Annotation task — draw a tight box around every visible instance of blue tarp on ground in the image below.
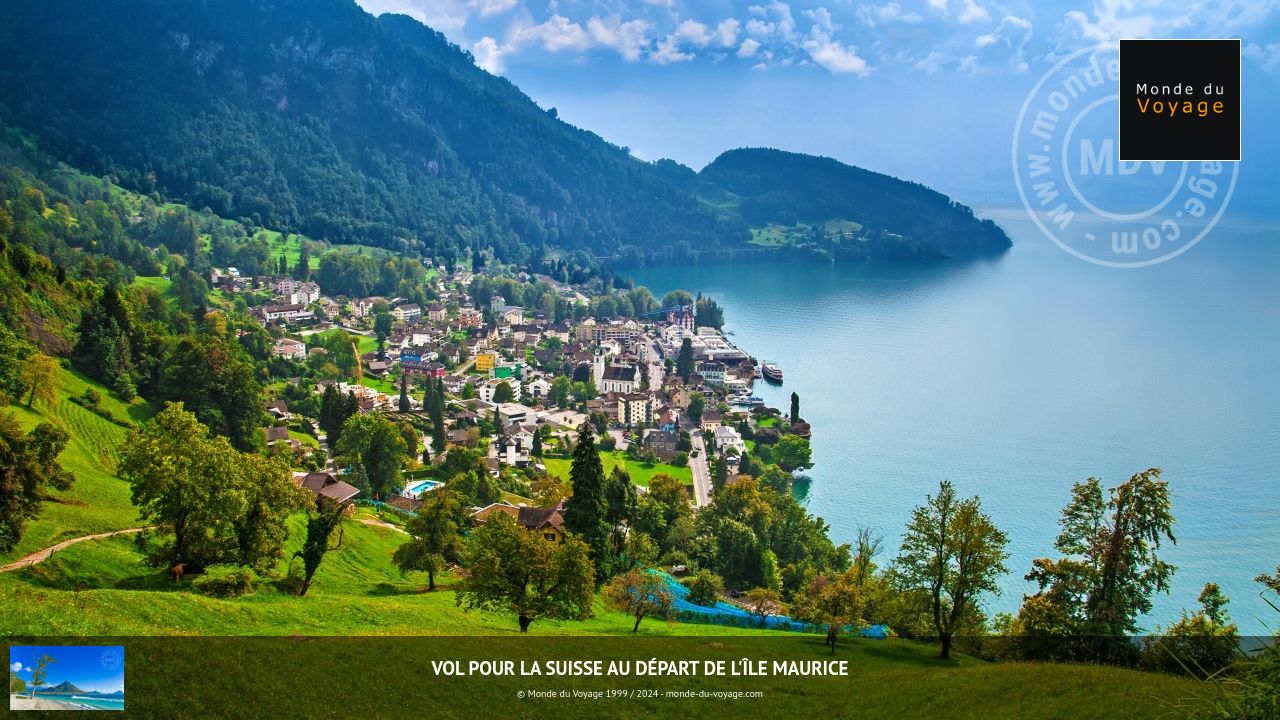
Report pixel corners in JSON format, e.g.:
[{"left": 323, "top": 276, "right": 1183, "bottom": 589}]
[{"left": 655, "top": 570, "right": 889, "bottom": 637}]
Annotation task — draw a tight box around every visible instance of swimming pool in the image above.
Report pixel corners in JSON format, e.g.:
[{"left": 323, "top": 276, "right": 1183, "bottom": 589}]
[{"left": 403, "top": 479, "right": 442, "bottom": 498}]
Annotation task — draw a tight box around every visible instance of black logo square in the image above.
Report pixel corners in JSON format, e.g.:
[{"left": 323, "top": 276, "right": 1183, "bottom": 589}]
[{"left": 1119, "top": 39, "right": 1240, "bottom": 161}]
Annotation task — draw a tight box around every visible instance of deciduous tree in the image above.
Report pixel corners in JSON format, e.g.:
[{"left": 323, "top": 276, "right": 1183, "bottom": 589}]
[
  {"left": 605, "top": 568, "right": 675, "bottom": 632},
  {"left": 456, "top": 513, "right": 595, "bottom": 632},
  {"left": 893, "top": 480, "right": 1009, "bottom": 659}
]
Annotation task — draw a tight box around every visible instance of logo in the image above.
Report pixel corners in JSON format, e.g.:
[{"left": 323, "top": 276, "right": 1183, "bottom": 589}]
[
  {"left": 1012, "top": 44, "right": 1238, "bottom": 268},
  {"left": 99, "top": 647, "right": 122, "bottom": 671}
]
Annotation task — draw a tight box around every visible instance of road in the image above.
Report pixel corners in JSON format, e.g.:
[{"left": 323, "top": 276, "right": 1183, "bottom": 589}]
[
  {"left": 0, "top": 527, "right": 150, "bottom": 574},
  {"left": 689, "top": 431, "right": 712, "bottom": 507}
]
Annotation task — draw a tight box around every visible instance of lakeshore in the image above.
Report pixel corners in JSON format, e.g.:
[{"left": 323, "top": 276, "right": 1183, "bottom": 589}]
[{"left": 10, "top": 694, "right": 96, "bottom": 711}]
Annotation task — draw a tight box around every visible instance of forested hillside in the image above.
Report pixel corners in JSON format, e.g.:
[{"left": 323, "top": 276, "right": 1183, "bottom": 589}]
[
  {"left": 701, "top": 148, "right": 1012, "bottom": 260},
  {"left": 0, "top": 0, "right": 1008, "bottom": 266}
]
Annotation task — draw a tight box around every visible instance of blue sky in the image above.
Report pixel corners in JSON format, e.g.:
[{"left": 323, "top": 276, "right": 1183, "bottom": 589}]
[
  {"left": 354, "top": 0, "right": 1280, "bottom": 212},
  {"left": 10, "top": 646, "right": 125, "bottom": 694}
]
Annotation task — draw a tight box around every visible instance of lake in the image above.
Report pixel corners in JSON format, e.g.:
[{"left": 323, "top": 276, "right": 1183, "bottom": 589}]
[{"left": 625, "top": 212, "right": 1280, "bottom": 635}]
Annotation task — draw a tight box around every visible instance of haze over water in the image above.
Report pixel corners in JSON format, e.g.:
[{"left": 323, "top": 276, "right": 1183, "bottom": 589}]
[{"left": 627, "top": 213, "right": 1280, "bottom": 635}]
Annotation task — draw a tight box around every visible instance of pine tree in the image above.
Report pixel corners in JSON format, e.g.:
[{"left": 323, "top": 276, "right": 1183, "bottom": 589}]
[
  {"left": 790, "top": 392, "right": 800, "bottom": 425},
  {"left": 676, "top": 338, "right": 694, "bottom": 381},
  {"left": 294, "top": 241, "right": 311, "bottom": 281},
  {"left": 564, "top": 423, "right": 611, "bottom": 582},
  {"left": 398, "top": 374, "right": 411, "bottom": 412}
]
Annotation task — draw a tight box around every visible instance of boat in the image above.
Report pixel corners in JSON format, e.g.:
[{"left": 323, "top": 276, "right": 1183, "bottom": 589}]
[
  {"left": 761, "top": 362, "right": 783, "bottom": 383},
  {"left": 729, "top": 394, "right": 765, "bottom": 407}
]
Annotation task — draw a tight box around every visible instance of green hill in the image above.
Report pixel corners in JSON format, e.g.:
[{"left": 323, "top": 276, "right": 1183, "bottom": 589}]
[{"left": 0, "top": 0, "right": 1008, "bottom": 266}]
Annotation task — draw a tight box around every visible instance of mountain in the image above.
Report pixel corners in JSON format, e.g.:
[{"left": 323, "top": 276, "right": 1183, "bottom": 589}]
[
  {"left": 0, "top": 0, "right": 1008, "bottom": 265},
  {"left": 40, "top": 681, "right": 87, "bottom": 695},
  {"left": 700, "top": 148, "right": 1012, "bottom": 260}
]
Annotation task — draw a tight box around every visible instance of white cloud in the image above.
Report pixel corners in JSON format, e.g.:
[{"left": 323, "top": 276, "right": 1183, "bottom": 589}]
[
  {"left": 509, "top": 14, "right": 592, "bottom": 52},
  {"left": 927, "top": 0, "right": 948, "bottom": 11},
  {"left": 712, "top": 19, "right": 741, "bottom": 47},
  {"left": 674, "top": 19, "right": 712, "bottom": 47},
  {"left": 468, "top": 0, "right": 516, "bottom": 18},
  {"left": 802, "top": 27, "right": 869, "bottom": 75},
  {"left": 472, "top": 36, "right": 505, "bottom": 72},
  {"left": 1244, "top": 42, "right": 1280, "bottom": 75},
  {"left": 587, "top": 16, "right": 652, "bottom": 62},
  {"left": 856, "top": 2, "right": 923, "bottom": 27},
  {"left": 10, "top": 662, "right": 22, "bottom": 672},
  {"left": 738, "top": 37, "right": 762, "bottom": 57},
  {"left": 804, "top": 7, "right": 835, "bottom": 31},
  {"left": 652, "top": 35, "right": 695, "bottom": 64},
  {"left": 971, "top": 15, "right": 1032, "bottom": 72},
  {"left": 957, "top": 0, "right": 990, "bottom": 24}
]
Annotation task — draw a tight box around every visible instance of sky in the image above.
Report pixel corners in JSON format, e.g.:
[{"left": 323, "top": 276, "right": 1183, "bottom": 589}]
[
  {"left": 353, "top": 0, "right": 1280, "bottom": 213},
  {"left": 10, "top": 646, "right": 126, "bottom": 694}
]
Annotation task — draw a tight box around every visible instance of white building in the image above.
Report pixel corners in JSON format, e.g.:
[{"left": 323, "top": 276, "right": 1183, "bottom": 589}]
[{"left": 713, "top": 425, "right": 746, "bottom": 455}]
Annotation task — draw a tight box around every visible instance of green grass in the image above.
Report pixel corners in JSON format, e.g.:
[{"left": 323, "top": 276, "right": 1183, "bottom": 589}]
[
  {"left": 0, "top": 367, "right": 150, "bottom": 563},
  {"left": 287, "top": 429, "right": 320, "bottom": 448},
  {"left": 0, "top": 522, "right": 1200, "bottom": 718},
  {"left": 543, "top": 451, "right": 692, "bottom": 487},
  {"left": 757, "top": 416, "right": 778, "bottom": 428},
  {"left": 0, "top": 516, "right": 765, "bottom": 636},
  {"left": 749, "top": 219, "right": 864, "bottom": 247}
]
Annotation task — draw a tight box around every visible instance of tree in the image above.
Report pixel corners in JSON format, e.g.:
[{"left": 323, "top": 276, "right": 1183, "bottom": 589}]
[
  {"left": 1141, "top": 582, "right": 1239, "bottom": 677},
  {"left": 293, "top": 240, "right": 311, "bottom": 280},
  {"left": 393, "top": 488, "right": 465, "bottom": 590},
  {"left": 336, "top": 413, "right": 408, "bottom": 500},
  {"left": 531, "top": 426, "right": 543, "bottom": 458},
  {"left": 319, "top": 386, "right": 356, "bottom": 448},
  {"left": 687, "top": 393, "right": 705, "bottom": 423},
  {"left": 743, "top": 587, "right": 785, "bottom": 625},
  {"left": 492, "top": 381, "right": 515, "bottom": 404},
  {"left": 0, "top": 414, "right": 73, "bottom": 552},
  {"left": 676, "top": 338, "right": 694, "bottom": 381},
  {"left": 456, "top": 513, "right": 595, "bottom": 632},
  {"left": 293, "top": 495, "right": 347, "bottom": 596},
  {"left": 120, "top": 403, "right": 305, "bottom": 570},
  {"left": 790, "top": 570, "right": 868, "bottom": 650},
  {"left": 563, "top": 423, "right": 611, "bottom": 581},
  {"left": 893, "top": 480, "right": 1009, "bottom": 659},
  {"left": 1011, "top": 469, "right": 1176, "bottom": 663},
  {"left": 29, "top": 653, "right": 54, "bottom": 700},
  {"left": 772, "top": 434, "right": 813, "bottom": 473},
  {"left": 603, "top": 466, "right": 637, "bottom": 554},
  {"left": 789, "top": 392, "right": 800, "bottom": 425},
  {"left": 19, "top": 353, "right": 58, "bottom": 408},
  {"left": 398, "top": 374, "right": 411, "bottom": 412},
  {"left": 605, "top": 568, "right": 676, "bottom": 632},
  {"left": 10, "top": 671, "right": 24, "bottom": 694},
  {"left": 684, "top": 569, "right": 724, "bottom": 607},
  {"left": 551, "top": 376, "right": 572, "bottom": 407}
]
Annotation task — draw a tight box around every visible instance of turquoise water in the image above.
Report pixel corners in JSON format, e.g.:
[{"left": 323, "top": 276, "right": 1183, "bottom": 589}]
[
  {"left": 64, "top": 696, "right": 125, "bottom": 710},
  {"left": 626, "top": 213, "right": 1280, "bottom": 635},
  {"left": 406, "top": 479, "right": 442, "bottom": 496}
]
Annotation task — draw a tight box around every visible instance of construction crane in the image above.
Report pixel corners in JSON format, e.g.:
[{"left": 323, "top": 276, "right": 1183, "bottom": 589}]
[{"left": 352, "top": 341, "right": 362, "bottom": 386}]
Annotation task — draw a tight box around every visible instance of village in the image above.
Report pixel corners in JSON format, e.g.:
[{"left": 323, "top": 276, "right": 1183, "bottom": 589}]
[{"left": 216, "top": 261, "right": 810, "bottom": 534}]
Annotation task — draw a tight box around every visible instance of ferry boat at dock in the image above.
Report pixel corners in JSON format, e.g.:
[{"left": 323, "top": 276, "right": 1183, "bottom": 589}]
[{"left": 761, "top": 362, "right": 783, "bottom": 383}]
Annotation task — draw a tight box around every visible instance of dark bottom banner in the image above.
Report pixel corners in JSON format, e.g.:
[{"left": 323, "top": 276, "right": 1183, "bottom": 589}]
[{"left": 4, "top": 635, "right": 1206, "bottom": 719}]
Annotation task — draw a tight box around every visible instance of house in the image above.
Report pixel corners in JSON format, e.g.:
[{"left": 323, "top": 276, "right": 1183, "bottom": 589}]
[
  {"left": 713, "top": 425, "right": 746, "bottom": 455},
  {"left": 264, "top": 399, "right": 290, "bottom": 420},
  {"left": 257, "top": 304, "right": 313, "bottom": 323},
  {"left": 527, "top": 377, "right": 551, "bottom": 401},
  {"left": 263, "top": 426, "right": 293, "bottom": 446},
  {"left": 457, "top": 307, "right": 482, "bottom": 327},
  {"left": 272, "top": 337, "right": 307, "bottom": 360},
  {"left": 617, "top": 392, "right": 655, "bottom": 426},
  {"left": 643, "top": 429, "right": 682, "bottom": 462},
  {"left": 471, "top": 500, "right": 567, "bottom": 543},
  {"left": 498, "top": 403, "right": 534, "bottom": 426},
  {"left": 700, "top": 411, "right": 723, "bottom": 433},
  {"left": 474, "top": 352, "right": 496, "bottom": 373},
  {"left": 500, "top": 306, "right": 524, "bottom": 325},
  {"left": 478, "top": 377, "right": 522, "bottom": 404},
  {"left": 288, "top": 282, "right": 321, "bottom": 306},
  {"left": 695, "top": 360, "right": 727, "bottom": 387},
  {"left": 600, "top": 364, "right": 639, "bottom": 394},
  {"left": 297, "top": 472, "right": 360, "bottom": 503},
  {"left": 392, "top": 303, "right": 421, "bottom": 322}
]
